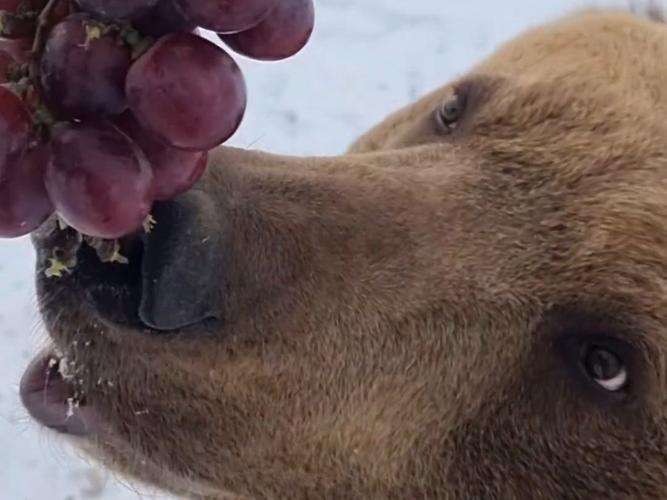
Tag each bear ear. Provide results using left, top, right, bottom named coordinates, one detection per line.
left=140, top=190, right=224, bottom=331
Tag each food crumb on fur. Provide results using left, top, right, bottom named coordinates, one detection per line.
left=143, top=214, right=156, bottom=233
left=58, top=357, right=78, bottom=382
left=83, top=236, right=129, bottom=264
left=65, top=397, right=78, bottom=419
left=44, top=257, right=72, bottom=278
left=43, top=226, right=82, bottom=278
left=56, top=216, right=69, bottom=231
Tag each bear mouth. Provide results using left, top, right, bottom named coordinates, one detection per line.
left=32, top=192, right=225, bottom=333
left=19, top=351, right=99, bottom=437
left=22, top=193, right=226, bottom=438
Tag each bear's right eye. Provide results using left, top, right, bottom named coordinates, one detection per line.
left=582, top=345, right=628, bottom=392
left=435, top=94, right=463, bottom=131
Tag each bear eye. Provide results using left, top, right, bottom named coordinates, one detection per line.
left=582, top=345, right=628, bottom=392
left=435, top=94, right=463, bottom=131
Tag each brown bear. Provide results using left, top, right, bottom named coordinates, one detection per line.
left=20, top=7, right=667, bottom=499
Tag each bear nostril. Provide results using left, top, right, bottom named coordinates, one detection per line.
left=138, top=191, right=224, bottom=331
left=75, top=233, right=145, bottom=327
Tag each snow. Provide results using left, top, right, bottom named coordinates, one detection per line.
left=0, top=0, right=645, bottom=497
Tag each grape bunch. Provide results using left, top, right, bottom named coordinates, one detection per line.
left=0, top=0, right=315, bottom=241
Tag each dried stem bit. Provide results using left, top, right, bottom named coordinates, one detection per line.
left=120, top=24, right=154, bottom=60
left=31, top=0, right=62, bottom=54
left=83, top=235, right=128, bottom=264
left=56, top=215, right=68, bottom=230
left=41, top=211, right=150, bottom=274
left=44, top=224, right=81, bottom=278
left=45, top=256, right=70, bottom=277
left=143, top=213, right=156, bottom=233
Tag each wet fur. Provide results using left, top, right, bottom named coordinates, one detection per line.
left=34, top=7, right=667, bottom=500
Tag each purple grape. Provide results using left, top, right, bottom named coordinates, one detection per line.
left=40, top=14, right=131, bottom=119
left=45, top=121, right=153, bottom=239
left=0, top=85, right=31, bottom=182
left=114, top=111, right=207, bottom=200
left=0, top=145, right=53, bottom=238
left=221, top=0, right=314, bottom=61
left=125, top=33, right=246, bottom=151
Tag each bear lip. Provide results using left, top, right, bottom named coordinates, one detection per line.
left=19, top=351, right=97, bottom=437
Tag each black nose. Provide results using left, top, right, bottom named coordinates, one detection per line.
left=34, top=190, right=224, bottom=332
left=139, top=190, right=224, bottom=330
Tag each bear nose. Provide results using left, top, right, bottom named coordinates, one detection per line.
left=139, top=190, right=224, bottom=330
left=32, top=189, right=225, bottom=332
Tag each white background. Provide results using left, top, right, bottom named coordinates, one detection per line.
left=0, top=0, right=638, bottom=497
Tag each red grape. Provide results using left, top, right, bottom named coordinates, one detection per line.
left=114, top=111, right=207, bottom=200
left=0, top=145, right=53, bottom=237
left=126, top=33, right=246, bottom=151
left=45, top=121, right=153, bottom=239
left=75, top=0, right=159, bottom=21
left=133, top=0, right=195, bottom=37
left=0, top=85, right=31, bottom=181
left=221, top=0, right=314, bottom=61
left=176, top=0, right=277, bottom=34
left=40, top=14, right=131, bottom=119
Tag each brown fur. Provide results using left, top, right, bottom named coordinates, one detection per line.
left=31, top=8, right=667, bottom=499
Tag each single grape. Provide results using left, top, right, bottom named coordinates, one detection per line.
left=40, top=14, right=131, bottom=119
left=75, top=0, right=159, bottom=21
left=0, top=85, right=31, bottom=181
left=221, top=0, right=314, bottom=61
left=114, top=111, right=207, bottom=200
left=0, top=145, right=53, bottom=238
left=46, top=121, right=154, bottom=239
left=126, top=33, right=246, bottom=151
left=176, top=0, right=277, bottom=33
left=133, top=0, right=194, bottom=37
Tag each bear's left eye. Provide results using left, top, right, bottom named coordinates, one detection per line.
left=435, top=94, right=463, bottom=131
left=582, top=345, right=628, bottom=392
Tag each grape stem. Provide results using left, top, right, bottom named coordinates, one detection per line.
left=29, top=0, right=61, bottom=80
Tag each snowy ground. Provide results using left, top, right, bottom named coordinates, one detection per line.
left=0, top=0, right=645, bottom=497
